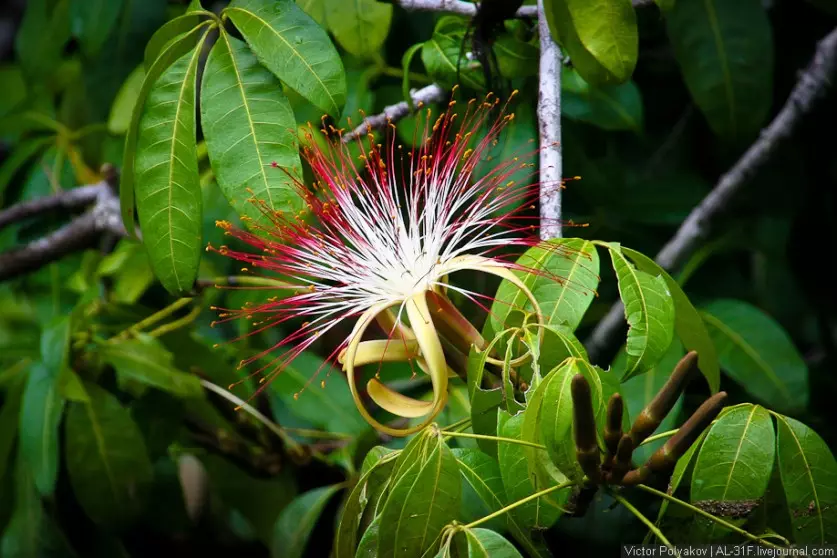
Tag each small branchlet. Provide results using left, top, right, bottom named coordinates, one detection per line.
left=566, top=352, right=726, bottom=493
left=628, top=351, right=698, bottom=447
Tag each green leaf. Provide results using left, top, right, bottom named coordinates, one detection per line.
left=272, top=484, right=343, bottom=558
left=655, top=430, right=707, bottom=523
left=494, top=32, right=539, bottom=79
left=0, top=65, right=26, bottom=118
left=775, top=415, right=837, bottom=544
left=121, top=21, right=213, bottom=239
left=691, top=404, right=775, bottom=537
left=466, top=339, right=504, bottom=457
left=268, top=351, right=368, bottom=436
left=463, top=528, right=523, bottom=558
left=701, top=299, right=808, bottom=412
left=18, top=362, right=65, bottom=497
left=201, top=32, right=304, bottom=228
left=70, top=0, right=124, bottom=55
left=108, top=65, right=145, bottom=135
left=335, top=451, right=397, bottom=558
left=421, top=32, right=484, bottom=91
left=226, top=0, right=346, bottom=117
left=0, top=381, right=24, bottom=482
left=65, top=383, right=153, bottom=528
left=498, top=410, right=563, bottom=531
left=143, top=13, right=203, bottom=71
left=135, top=36, right=208, bottom=295
left=296, top=0, right=326, bottom=25
left=377, top=435, right=461, bottom=558
left=0, top=137, right=52, bottom=203
left=543, top=0, right=637, bottom=85
left=325, top=0, right=393, bottom=57
left=665, top=0, right=772, bottom=140
left=618, top=339, right=685, bottom=464
left=0, top=454, right=75, bottom=558
left=621, top=247, right=720, bottom=392
left=490, top=238, right=600, bottom=334
left=562, top=67, right=643, bottom=132
left=15, top=0, right=72, bottom=79
left=98, top=336, right=204, bottom=398
left=540, top=358, right=604, bottom=481
left=603, top=243, right=675, bottom=379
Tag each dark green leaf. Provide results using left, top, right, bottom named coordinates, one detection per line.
left=70, top=0, right=124, bottom=55
left=98, top=336, right=204, bottom=398
left=0, top=137, right=52, bottom=203
left=377, top=435, right=460, bottom=558
left=15, top=0, right=72, bottom=79
left=494, top=32, right=539, bottom=79
left=272, top=484, right=343, bottom=558
left=65, top=383, right=153, bottom=528
left=0, top=65, right=26, bottom=119
left=776, top=415, right=837, bottom=544
left=621, top=247, right=720, bottom=392
left=227, top=0, right=346, bottom=117
left=0, top=381, right=24, bottom=482
left=325, top=0, right=393, bottom=57
left=701, top=299, right=808, bottom=412
left=201, top=32, right=304, bottom=228
left=421, top=33, right=484, bottom=90
left=466, top=340, right=504, bottom=457
left=356, top=515, right=381, bottom=558
left=269, top=351, right=368, bottom=436
left=464, top=528, right=523, bottom=558
left=121, top=21, right=213, bottom=239
left=19, top=362, right=65, bottom=497
left=655, top=431, right=707, bottom=523
left=618, top=339, right=685, bottom=463
left=335, top=451, right=397, bottom=558
left=562, top=68, right=643, bottom=132
left=666, top=0, right=772, bottom=140
left=135, top=36, right=208, bottom=295
left=544, top=0, right=637, bottom=85
left=490, top=238, right=600, bottom=334
left=603, top=243, right=675, bottom=379
left=691, top=404, right=775, bottom=537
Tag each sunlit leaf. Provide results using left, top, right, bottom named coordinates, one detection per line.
left=602, top=242, right=675, bottom=379
left=201, top=32, right=303, bottom=228
left=701, top=299, right=808, bottom=412
left=691, top=404, right=775, bottom=538
left=325, top=0, right=393, bottom=57
left=666, top=0, right=772, bottom=140
left=227, top=0, right=346, bottom=117
left=272, top=484, right=343, bottom=558
left=776, top=415, right=837, bottom=544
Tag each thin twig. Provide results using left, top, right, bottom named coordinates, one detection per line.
left=0, top=181, right=111, bottom=230
left=392, top=0, right=537, bottom=18
left=586, top=27, right=837, bottom=360
left=537, top=0, right=563, bottom=240
left=341, top=83, right=447, bottom=143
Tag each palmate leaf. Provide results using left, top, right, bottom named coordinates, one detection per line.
left=201, top=32, right=303, bottom=228
left=226, top=0, right=346, bottom=117
left=690, top=404, right=775, bottom=538
left=601, top=243, right=675, bottom=379
left=490, top=238, right=600, bottom=334
left=543, top=0, right=637, bottom=85
left=621, top=247, right=720, bottom=392
left=775, top=415, right=837, bottom=544
left=135, top=32, right=209, bottom=295
left=701, top=299, right=808, bottom=413
left=665, top=0, right=772, bottom=140
left=377, top=434, right=461, bottom=558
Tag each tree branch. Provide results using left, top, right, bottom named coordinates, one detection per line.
left=341, top=83, right=447, bottom=143
left=585, top=27, right=837, bottom=361
left=0, top=167, right=125, bottom=282
left=392, top=0, right=537, bottom=18
left=537, top=0, right=563, bottom=240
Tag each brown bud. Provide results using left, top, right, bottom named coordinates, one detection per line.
left=604, top=393, right=624, bottom=459
left=572, top=374, right=601, bottom=483
left=629, top=351, right=699, bottom=447
left=645, top=391, right=727, bottom=474
left=609, top=434, right=634, bottom=484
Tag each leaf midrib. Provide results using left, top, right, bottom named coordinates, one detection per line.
left=781, top=417, right=824, bottom=543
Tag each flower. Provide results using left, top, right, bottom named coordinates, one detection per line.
left=210, top=93, right=567, bottom=436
